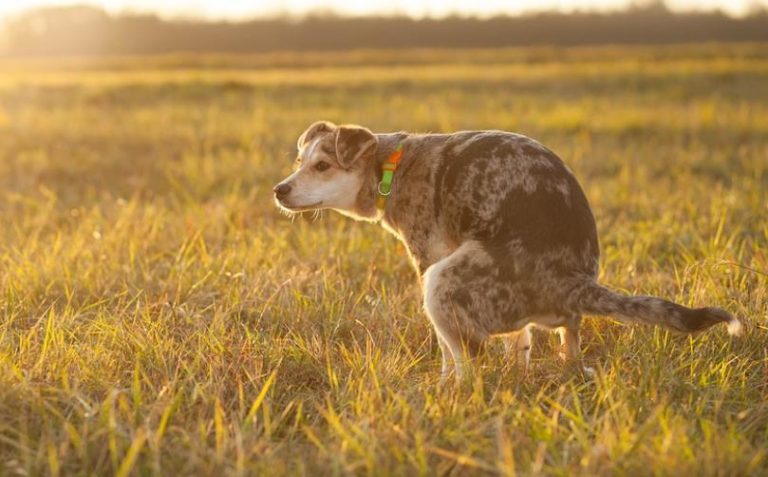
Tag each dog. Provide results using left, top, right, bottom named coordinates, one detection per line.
left=274, top=121, right=743, bottom=380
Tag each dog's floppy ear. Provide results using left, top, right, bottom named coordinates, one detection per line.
left=335, top=125, right=377, bottom=169
left=297, top=120, right=336, bottom=150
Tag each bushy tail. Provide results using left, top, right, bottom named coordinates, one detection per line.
left=571, top=281, right=743, bottom=336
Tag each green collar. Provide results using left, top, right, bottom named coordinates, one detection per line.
left=376, top=141, right=405, bottom=210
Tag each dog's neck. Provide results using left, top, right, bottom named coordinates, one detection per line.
left=374, top=133, right=409, bottom=217
left=344, top=133, right=409, bottom=223
left=374, top=133, right=409, bottom=169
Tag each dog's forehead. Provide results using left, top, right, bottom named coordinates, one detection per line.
left=300, top=136, right=335, bottom=161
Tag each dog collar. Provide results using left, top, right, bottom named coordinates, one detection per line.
left=376, top=141, right=405, bottom=210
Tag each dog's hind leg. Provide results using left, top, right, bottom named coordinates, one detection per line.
left=557, top=314, right=582, bottom=361
left=428, top=304, right=483, bottom=382
left=503, top=326, right=532, bottom=372
left=436, top=335, right=453, bottom=382
left=557, top=314, right=593, bottom=376
left=423, top=242, right=492, bottom=382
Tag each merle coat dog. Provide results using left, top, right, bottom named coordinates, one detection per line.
left=274, top=121, right=742, bottom=380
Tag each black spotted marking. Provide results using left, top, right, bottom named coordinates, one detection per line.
left=431, top=133, right=599, bottom=268
left=451, top=289, right=473, bottom=310
left=495, top=144, right=597, bottom=257
left=678, top=307, right=730, bottom=332
left=433, top=133, right=505, bottom=219
left=519, top=142, right=555, bottom=159
left=492, top=183, right=596, bottom=255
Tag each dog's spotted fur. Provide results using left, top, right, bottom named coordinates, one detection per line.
left=275, top=121, right=743, bottom=380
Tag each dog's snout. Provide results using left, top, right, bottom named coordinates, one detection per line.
left=273, top=183, right=292, bottom=199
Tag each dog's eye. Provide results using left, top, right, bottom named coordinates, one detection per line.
left=314, top=161, right=331, bottom=172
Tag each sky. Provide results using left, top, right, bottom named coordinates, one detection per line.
left=0, top=0, right=765, bottom=20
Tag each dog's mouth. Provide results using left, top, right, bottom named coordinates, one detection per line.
left=276, top=199, right=323, bottom=212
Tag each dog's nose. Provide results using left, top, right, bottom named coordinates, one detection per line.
left=273, top=183, right=292, bottom=199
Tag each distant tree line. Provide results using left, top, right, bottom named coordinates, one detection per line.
left=1, top=2, right=767, bottom=57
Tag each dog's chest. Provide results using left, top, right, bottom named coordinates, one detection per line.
left=425, top=235, right=456, bottom=264
left=381, top=218, right=456, bottom=271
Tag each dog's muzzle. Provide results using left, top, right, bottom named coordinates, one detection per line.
left=273, top=183, right=292, bottom=200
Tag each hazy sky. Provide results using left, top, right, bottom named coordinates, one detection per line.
left=0, top=0, right=765, bottom=20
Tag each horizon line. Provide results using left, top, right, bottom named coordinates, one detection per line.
left=1, top=1, right=767, bottom=23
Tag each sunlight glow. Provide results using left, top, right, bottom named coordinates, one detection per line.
left=0, top=0, right=764, bottom=21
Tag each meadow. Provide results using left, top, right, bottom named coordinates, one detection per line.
left=0, top=44, right=767, bottom=476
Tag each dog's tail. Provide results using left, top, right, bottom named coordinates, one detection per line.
left=571, top=280, right=743, bottom=336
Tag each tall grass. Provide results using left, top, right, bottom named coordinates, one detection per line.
left=0, top=44, right=766, bottom=476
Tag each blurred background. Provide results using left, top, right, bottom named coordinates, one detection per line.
left=1, top=0, right=767, bottom=55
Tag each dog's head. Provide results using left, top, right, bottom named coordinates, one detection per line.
left=274, top=121, right=378, bottom=218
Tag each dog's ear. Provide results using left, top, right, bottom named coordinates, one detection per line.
left=335, top=125, right=377, bottom=169
left=297, top=121, right=336, bottom=150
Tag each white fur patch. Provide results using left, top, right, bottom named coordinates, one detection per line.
left=727, top=317, right=744, bottom=337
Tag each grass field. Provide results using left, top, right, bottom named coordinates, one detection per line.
left=0, top=44, right=767, bottom=476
